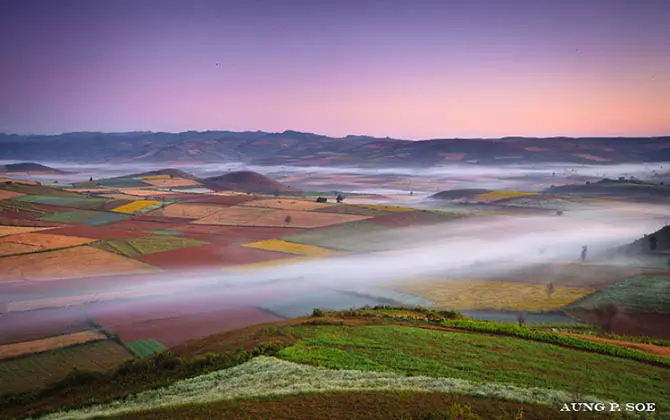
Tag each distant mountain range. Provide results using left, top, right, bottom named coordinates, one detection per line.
left=1, top=130, right=668, bottom=166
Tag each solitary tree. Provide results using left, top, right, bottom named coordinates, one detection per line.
left=546, top=283, right=555, bottom=298
left=517, top=311, right=526, bottom=326
left=336, top=193, right=344, bottom=203
left=284, top=215, right=292, bottom=224
left=649, top=235, right=658, bottom=252
left=580, top=245, right=588, bottom=262
left=556, top=210, right=564, bottom=216
left=89, top=176, right=93, bottom=182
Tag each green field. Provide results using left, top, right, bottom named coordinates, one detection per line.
left=14, top=195, right=103, bottom=207
left=276, top=325, right=670, bottom=409
left=0, top=340, right=132, bottom=394
left=40, top=210, right=103, bottom=223
left=92, top=236, right=208, bottom=257
left=565, top=275, right=670, bottom=314
left=0, top=183, right=84, bottom=197
left=281, top=221, right=394, bottom=252
left=126, top=339, right=167, bottom=358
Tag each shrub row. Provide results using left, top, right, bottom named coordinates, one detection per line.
left=440, top=319, right=670, bottom=368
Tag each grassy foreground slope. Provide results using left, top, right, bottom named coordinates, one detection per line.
left=4, top=308, right=669, bottom=419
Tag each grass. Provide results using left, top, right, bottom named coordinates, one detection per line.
left=13, top=195, right=94, bottom=206
left=126, top=340, right=167, bottom=358
left=242, top=239, right=343, bottom=257
left=276, top=325, right=670, bottom=409
left=92, top=236, right=208, bottom=257
left=280, top=221, right=393, bottom=252
left=564, top=275, right=670, bottom=314
left=110, top=200, right=162, bottom=215
left=392, top=279, right=593, bottom=311
left=35, top=356, right=615, bottom=420
left=0, top=340, right=132, bottom=394
left=439, top=319, right=670, bottom=367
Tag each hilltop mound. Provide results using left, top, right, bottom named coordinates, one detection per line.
left=429, top=189, right=491, bottom=200
left=544, top=178, right=670, bottom=201
left=618, top=225, right=670, bottom=256
left=201, top=171, right=299, bottom=194
left=132, top=168, right=196, bottom=179
left=0, top=162, right=68, bottom=174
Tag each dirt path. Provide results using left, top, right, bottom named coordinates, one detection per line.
left=562, top=332, right=670, bottom=357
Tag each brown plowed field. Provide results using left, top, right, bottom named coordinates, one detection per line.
left=0, top=246, right=162, bottom=282
left=139, top=243, right=289, bottom=269
left=146, top=203, right=228, bottom=219
left=117, top=188, right=179, bottom=197
left=0, top=226, right=54, bottom=237
left=0, top=242, right=42, bottom=256
left=241, top=198, right=333, bottom=211
left=569, top=309, right=670, bottom=339
left=193, top=206, right=274, bottom=226
left=0, top=190, right=25, bottom=199
left=242, top=209, right=370, bottom=228
left=0, top=330, right=107, bottom=360
left=175, top=226, right=308, bottom=244
left=42, top=225, right=151, bottom=240
left=0, top=232, right=95, bottom=249
left=0, top=216, right=62, bottom=227
left=187, top=195, right=258, bottom=206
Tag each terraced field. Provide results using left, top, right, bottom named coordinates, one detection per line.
left=392, top=279, right=594, bottom=311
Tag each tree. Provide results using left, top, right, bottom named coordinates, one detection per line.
left=517, top=311, right=526, bottom=326
left=580, top=245, right=588, bottom=262
left=649, top=235, right=658, bottom=252
left=284, top=215, right=292, bottom=224
left=89, top=176, right=93, bottom=182
left=336, top=193, right=344, bottom=203
left=556, top=210, right=563, bottom=216
left=546, top=283, right=555, bottom=298
left=593, top=303, right=618, bottom=333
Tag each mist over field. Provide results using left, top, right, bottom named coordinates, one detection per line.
left=2, top=160, right=668, bottom=194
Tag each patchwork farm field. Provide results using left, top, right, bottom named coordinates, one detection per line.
left=126, top=339, right=166, bottom=358
left=0, top=232, right=95, bottom=256
left=242, top=239, right=342, bottom=256
left=392, top=279, right=594, bottom=311
left=92, top=236, right=208, bottom=258
left=0, top=246, right=161, bottom=281
left=0, top=339, right=132, bottom=394
left=565, top=275, right=670, bottom=314
left=147, top=203, right=228, bottom=219
left=0, top=225, right=53, bottom=237
left=240, top=198, right=333, bottom=211
left=0, top=330, right=107, bottom=360
left=111, top=200, right=162, bottom=215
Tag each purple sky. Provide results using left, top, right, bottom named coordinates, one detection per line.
left=1, top=0, right=669, bottom=139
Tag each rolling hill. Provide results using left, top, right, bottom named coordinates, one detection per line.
left=201, top=171, right=299, bottom=194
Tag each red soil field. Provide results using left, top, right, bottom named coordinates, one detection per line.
left=104, top=218, right=185, bottom=231
left=0, top=307, right=91, bottom=345
left=98, top=306, right=282, bottom=347
left=175, top=226, right=308, bottom=244
left=570, top=309, right=670, bottom=339
left=0, top=190, right=24, bottom=200
left=0, top=216, right=62, bottom=228
left=139, top=243, right=290, bottom=269
left=42, top=225, right=151, bottom=240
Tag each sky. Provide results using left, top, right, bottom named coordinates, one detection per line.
left=0, top=0, right=669, bottom=139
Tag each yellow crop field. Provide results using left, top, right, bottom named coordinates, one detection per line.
left=393, top=279, right=593, bottom=311
left=242, top=239, right=342, bottom=257
left=471, top=191, right=537, bottom=203
left=140, top=174, right=171, bottom=180
left=357, top=204, right=417, bottom=213
left=226, top=256, right=311, bottom=272
left=0, top=331, right=107, bottom=360
left=111, top=200, right=161, bottom=214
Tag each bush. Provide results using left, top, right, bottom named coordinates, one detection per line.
left=311, top=308, right=325, bottom=317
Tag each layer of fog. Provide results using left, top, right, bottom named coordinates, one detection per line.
left=2, top=160, right=668, bottom=195
left=6, top=204, right=665, bottom=318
